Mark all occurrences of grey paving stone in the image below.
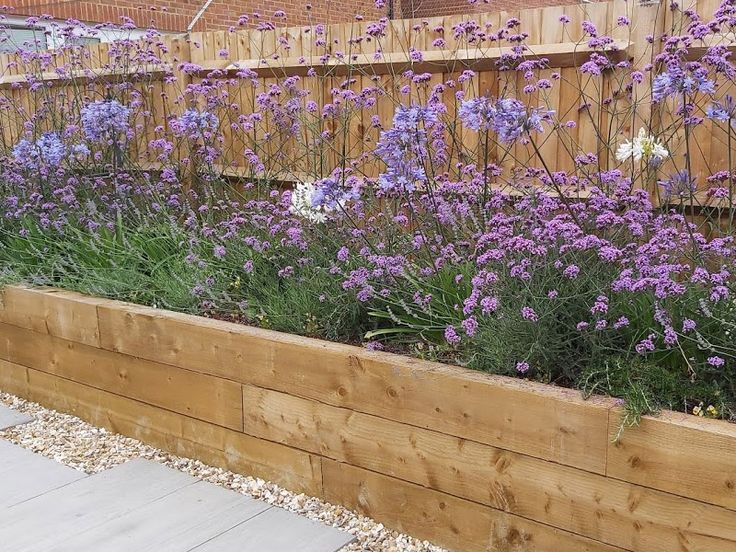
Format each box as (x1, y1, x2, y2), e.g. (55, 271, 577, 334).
(0, 404, 33, 430)
(0, 440, 86, 509)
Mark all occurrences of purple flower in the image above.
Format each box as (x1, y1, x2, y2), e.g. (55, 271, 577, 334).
(682, 319, 697, 333)
(459, 96, 553, 142)
(365, 340, 384, 351)
(659, 170, 696, 199)
(515, 361, 530, 374)
(635, 334, 656, 354)
(613, 316, 630, 329)
(480, 296, 499, 314)
(13, 132, 66, 169)
(706, 95, 736, 127)
(563, 265, 580, 279)
(311, 177, 360, 209)
(590, 295, 609, 315)
(707, 356, 725, 367)
(521, 306, 538, 322)
(652, 67, 715, 102)
(375, 104, 442, 192)
(80, 99, 131, 143)
(444, 326, 461, 344)
(461, 316, 478, 337)
(172, 108, 220, 138)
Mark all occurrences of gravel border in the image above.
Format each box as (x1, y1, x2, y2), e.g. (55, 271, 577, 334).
(0, 390, 446, 552)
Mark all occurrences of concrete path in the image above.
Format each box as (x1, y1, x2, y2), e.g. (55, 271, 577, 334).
(0, 405, 354, 552)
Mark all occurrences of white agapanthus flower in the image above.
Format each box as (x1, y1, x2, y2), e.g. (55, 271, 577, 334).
(616, 127, 669, 164)
(289, 181, 329, 224)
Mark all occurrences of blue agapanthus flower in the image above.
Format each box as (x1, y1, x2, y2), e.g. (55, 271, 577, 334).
(173, 108, 220, 138)
(374, 104, 439, 193)
(12, 132, 66, 169)
(652, 67, 715, 102)
(706, 95, 736, 128)
(80, 99, 131, 143)
(658, 170, 697, 199)
(310, 177, 360, 210)
(458, 97, 497, 131)
(459, 96, 553, 143)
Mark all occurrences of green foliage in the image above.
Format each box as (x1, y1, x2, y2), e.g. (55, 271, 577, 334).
(580, 357, 735, 433)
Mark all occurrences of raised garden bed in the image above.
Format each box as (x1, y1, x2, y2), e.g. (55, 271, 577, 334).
(0, 285, 735, 552)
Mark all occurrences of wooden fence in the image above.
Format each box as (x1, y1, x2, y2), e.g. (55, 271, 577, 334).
(1, 285, 736, 552)
(0, 0, 733, 202)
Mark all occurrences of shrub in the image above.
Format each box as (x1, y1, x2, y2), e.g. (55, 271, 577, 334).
(0, 2, 734, 422)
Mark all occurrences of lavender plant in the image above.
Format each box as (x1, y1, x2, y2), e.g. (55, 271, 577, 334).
(0, 1, 734, 424)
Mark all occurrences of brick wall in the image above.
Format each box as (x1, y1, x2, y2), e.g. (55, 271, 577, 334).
(3, 0, 385, 32)
(397, 0, 580, 19)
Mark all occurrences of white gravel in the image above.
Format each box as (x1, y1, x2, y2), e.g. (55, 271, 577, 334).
(0, 390, 446, 552)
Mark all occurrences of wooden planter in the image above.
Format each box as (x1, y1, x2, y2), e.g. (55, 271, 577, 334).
(0, 285, 735, 552)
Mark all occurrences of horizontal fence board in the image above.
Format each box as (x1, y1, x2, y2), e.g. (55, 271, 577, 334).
(0, 322, 243, 431)
(0, 359, 322, 496)
(0, 286, 106, 348)
(0, 64, 172, 88)
(607, 409, 736, 512)
(243, 385, 736, 552)
(97, 298, 614, 475)
(201, 41, 632, 77)
(322, 459, 627, 552)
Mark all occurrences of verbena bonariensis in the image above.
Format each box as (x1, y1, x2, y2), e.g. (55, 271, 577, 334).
(0, 1, 734, 422)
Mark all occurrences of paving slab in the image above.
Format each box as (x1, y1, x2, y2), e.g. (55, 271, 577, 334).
(47, 480, 271, 552)
(0, 452, 354, 552)
(190, 505, 355, 552)
(0, 403, 33, 430)
(0, 458, 196, 551)
(0, 440, 86, 508)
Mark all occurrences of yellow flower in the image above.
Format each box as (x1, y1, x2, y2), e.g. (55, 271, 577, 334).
(692, 403, 704, 416)
(706, 405, 719, 417)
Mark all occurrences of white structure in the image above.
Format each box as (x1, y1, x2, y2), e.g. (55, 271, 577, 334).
(0, 14, 156, 52)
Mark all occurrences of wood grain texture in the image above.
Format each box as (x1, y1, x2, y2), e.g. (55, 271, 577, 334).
(322, 459, 627, 552)
(0, 322, 243, 431)
(607, 408, 736, 512)
(0, 286, 107, 347)
(97, 297, 615, 474)
(5, 288, 736, 552)
(200, 40, 632, 76)
(0, 359, 324, 496)
(244, 385, 736, 552)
